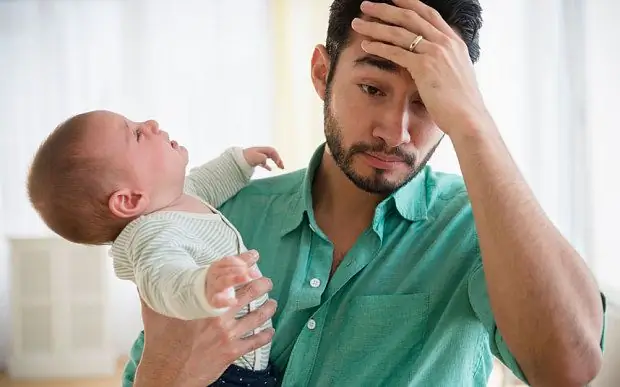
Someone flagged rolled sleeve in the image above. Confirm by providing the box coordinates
[468,263,608,385]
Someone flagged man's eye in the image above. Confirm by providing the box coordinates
[360,84,384,96]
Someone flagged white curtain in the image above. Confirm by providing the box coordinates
[0,0,274,364]
[585,0,620,304]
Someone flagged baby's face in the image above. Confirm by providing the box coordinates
[83,110,188,213]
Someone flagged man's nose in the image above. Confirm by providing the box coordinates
[373,105,411,148]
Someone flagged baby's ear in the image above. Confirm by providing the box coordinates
[108,188,149,219]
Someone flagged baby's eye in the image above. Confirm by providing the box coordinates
[135,128,142,141]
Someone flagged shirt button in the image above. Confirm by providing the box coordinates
[309,278,321,288]
[307,319,316,330]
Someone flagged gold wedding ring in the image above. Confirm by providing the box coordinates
[408,35,424,52]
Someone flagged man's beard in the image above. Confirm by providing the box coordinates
[323,101,441,195]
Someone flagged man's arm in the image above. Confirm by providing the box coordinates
[352,1,605,384]
[184,147,254,208]
[451,120,604,386]
[130,277,276,387]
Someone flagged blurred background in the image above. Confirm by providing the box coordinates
[0,0,617,386]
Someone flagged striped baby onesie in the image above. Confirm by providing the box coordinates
[110,147,272,371]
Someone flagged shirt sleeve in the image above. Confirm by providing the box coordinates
[183,146,254,208]
[467,260,608,385]
[467,263,529,383]
[114,222,230,320]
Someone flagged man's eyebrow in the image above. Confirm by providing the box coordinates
[353,54,401,73]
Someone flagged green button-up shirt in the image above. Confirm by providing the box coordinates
[123,144,605,386]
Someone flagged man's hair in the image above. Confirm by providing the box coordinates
[27,114,127,245]
[325,0,483,85]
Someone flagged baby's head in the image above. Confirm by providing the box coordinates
[27,110,189,244]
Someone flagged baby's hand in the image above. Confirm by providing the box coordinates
[205,251,263,309]
[243,146,285,171]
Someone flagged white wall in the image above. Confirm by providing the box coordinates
[0,0,274,367]
[586,1,620,385]
[0,193,9,367]
[586,0,620,303]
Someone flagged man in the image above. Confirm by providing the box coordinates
[124,0,606,386]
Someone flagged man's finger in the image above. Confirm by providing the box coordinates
[227,277,273,318]
[231,299,277,339]
[352,18,415,51]
[360,0,442,43]
[235,277,272,305]
[393,0,460,39]
[235,327,275,359]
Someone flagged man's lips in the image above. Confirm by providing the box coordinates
[365,152,404,163]
[361,152,407,170]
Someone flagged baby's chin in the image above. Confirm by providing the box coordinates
[178,145,190,162]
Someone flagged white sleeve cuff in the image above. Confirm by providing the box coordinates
[230,146,255,180]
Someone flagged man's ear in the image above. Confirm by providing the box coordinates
[311,44,331,101]
[108,188,149,219]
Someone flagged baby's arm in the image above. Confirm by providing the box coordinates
[113,225,260,320]
[184,146,284,208]
[135,249,219,320]
[184,147,253,208]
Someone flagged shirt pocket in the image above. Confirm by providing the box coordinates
[345,293,430,348]
[319,293,430,386]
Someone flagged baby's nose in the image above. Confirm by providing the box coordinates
[144,120,160,133]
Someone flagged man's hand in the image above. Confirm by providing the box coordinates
[351,0,488,137]
[135,277,276,387]
[206,251,263,309]
[243,146,285,171]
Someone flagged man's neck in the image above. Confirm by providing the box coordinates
[312,150,385,225]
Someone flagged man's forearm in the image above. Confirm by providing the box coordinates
[134,350,210,387]
[133,353,184,387]
[450,116,604,386]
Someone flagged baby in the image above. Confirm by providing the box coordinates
[27,110,283,386]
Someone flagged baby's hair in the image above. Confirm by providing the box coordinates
[27,112,128,244]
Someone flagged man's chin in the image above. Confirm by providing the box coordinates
[344,171,404,195]
[346,164,421,194]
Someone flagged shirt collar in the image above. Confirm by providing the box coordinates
[280,143,429,236]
